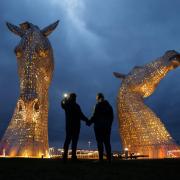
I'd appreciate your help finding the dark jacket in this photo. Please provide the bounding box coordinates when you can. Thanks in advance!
[90,100,113,129]
[61,99,88,129]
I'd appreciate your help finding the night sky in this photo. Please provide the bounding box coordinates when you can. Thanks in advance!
[0,0,180,151]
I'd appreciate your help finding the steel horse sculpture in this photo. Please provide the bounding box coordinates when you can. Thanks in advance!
[114,50,180,158]
[0,21,59,157]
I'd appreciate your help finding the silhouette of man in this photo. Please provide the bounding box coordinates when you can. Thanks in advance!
[61,93,88,162]
[87,93,113,163]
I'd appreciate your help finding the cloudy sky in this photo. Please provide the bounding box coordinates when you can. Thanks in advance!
[0,0,180,151]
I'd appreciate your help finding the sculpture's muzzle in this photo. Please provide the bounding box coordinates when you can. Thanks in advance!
[169,54,180,68]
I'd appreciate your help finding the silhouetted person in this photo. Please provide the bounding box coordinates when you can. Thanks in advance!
[87,93,113,163]
[61,93,88,162]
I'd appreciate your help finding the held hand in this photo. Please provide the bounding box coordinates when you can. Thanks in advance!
[86,121,91,126]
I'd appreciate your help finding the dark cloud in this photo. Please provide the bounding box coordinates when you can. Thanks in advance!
[0,0,180,151]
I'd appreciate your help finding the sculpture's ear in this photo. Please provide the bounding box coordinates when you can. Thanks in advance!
[6,22,24,37]
[41,20,59,37]
[113,72,126,80]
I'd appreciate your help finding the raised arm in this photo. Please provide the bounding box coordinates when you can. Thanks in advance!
[61,98,68,109]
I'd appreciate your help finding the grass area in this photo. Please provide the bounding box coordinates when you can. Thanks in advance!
[0,158,179,180]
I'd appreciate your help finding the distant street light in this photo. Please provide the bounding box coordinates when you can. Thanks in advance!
[124,148,128,151]
[124,148,129,159]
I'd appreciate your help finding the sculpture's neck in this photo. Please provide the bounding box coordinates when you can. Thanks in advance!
[119,88,144,113]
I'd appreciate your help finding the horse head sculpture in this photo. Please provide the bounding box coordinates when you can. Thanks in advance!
[0,21,59,157]
[114,50,180,158]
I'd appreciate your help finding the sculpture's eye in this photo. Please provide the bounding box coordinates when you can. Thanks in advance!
[169,54,178,61]
[14,47,23,58]
[36,47,49,58]
[39,50,48,58]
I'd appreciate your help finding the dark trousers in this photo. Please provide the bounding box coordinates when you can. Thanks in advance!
[94,127,112,162]
[63,127,80,160]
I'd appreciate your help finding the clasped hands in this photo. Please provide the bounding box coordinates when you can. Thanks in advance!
[85,119,92,126]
